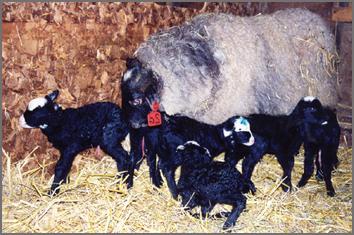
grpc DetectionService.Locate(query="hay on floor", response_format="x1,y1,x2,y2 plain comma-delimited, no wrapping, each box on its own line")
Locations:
2,147,352,233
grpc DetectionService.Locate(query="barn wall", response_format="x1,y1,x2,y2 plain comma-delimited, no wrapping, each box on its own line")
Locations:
1,2,262,171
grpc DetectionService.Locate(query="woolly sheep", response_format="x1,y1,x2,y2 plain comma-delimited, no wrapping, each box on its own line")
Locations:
124,9,338,126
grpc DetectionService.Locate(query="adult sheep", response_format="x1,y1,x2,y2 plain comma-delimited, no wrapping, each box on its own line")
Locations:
122,8,338,129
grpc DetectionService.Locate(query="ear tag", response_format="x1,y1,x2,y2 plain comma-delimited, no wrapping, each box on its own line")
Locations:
147,102,162,127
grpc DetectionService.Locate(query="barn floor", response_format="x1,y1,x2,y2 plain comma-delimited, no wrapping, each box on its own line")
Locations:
2,147,352,233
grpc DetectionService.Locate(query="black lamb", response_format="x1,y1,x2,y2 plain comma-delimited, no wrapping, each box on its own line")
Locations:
295,96,340,196
176,141,248,231
140,112,255,199
19,90,131,195
226,96,340,196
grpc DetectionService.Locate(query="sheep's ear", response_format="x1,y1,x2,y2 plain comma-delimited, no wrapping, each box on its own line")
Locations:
47,90,59,101
126,57,141,69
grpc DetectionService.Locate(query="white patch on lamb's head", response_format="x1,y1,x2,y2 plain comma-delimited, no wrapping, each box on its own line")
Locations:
303,96,316,102
176,145,185,151
223,128,233,137
184,141,200,147
242,135,255,146
19,115,34,128
27,97,47,111
321,121,328,126
234,117,251,132
123,68,134,81
202,146,211,157
39,124,48,129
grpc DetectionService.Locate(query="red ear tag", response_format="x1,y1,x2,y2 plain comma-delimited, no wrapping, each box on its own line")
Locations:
147,102,162,127
152,102,159,111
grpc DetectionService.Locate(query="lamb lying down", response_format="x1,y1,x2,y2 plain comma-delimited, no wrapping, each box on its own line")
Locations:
19,90,131,195
176,141,251,230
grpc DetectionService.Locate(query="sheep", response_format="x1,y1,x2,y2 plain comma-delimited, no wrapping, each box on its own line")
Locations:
294,96,341,197
125,9,338,127
176,141,249,231
128,107,255,199
19,90,131,195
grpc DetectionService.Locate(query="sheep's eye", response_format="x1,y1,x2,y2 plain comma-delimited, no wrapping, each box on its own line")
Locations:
129,98,143,106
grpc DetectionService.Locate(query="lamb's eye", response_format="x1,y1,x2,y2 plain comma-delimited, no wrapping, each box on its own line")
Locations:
129,98,143,106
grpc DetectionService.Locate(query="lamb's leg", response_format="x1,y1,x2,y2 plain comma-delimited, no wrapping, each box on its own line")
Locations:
49,146,80,196
298,143,318,187
101,142,130,184
222,194,247,230
102,123,131,187
315,152,324,181
276,154,294,192
200,201,216,219
224,149,243,168
146,152,163,188
241,148,266,194
162,167,178,199
145,135,163,188
129,129,144,171
321,147,336,197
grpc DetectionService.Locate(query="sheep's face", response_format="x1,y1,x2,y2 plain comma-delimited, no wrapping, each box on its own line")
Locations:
19,90,61,129
176,141,212,167
223,116,255,147
121,58,160,129
293,96,327,125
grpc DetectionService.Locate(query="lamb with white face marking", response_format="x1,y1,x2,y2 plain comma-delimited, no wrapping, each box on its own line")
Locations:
19,90,133,196
224,97,341,197
133,111,255,199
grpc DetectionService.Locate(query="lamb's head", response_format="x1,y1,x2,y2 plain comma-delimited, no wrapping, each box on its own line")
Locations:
121,57,161,129
176,141,212,167
19,90,62,129
291,96,327,126
222,116,255,147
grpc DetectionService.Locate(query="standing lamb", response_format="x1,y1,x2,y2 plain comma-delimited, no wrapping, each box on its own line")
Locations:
176,141,249,231
295,96,340,196
19,90,131,195
225,97,340,196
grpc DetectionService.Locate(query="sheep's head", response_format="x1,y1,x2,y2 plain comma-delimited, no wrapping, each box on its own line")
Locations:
291,96,327,126
222,116,255,147
121,57,162,129
19,90,62,129
176,141,212,167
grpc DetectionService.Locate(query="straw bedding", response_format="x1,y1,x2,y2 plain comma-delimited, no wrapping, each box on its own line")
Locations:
2,147,352,233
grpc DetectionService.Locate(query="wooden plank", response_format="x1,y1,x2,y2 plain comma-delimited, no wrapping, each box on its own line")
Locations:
332,6,352,22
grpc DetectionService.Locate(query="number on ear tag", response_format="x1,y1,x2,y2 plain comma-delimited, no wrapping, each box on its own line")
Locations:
148,111,162,127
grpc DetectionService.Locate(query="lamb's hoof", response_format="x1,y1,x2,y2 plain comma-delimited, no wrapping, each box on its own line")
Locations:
48,188,60,197
152,177,163,188
281,183,292,192
222,221,235,231
297,180,307,188
242,179,256,195
327,191,335,197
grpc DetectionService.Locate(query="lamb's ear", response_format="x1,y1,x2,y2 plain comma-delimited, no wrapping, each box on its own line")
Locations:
176,145,185,152
47,90,59,101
